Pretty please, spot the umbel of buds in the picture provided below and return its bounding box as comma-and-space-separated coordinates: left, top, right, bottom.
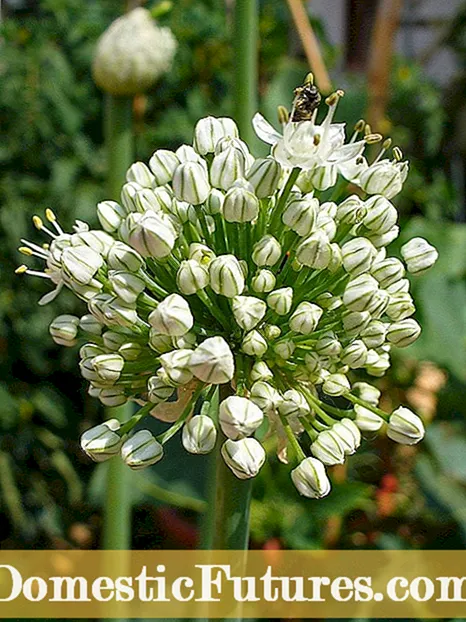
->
18, 74, 438, 499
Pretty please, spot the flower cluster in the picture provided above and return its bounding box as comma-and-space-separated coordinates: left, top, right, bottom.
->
17, 76, 438, 499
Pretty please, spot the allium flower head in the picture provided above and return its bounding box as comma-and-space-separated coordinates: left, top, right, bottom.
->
18, 75, 438, 497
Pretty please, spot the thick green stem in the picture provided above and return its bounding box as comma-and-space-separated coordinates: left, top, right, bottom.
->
233, 0, 259, 145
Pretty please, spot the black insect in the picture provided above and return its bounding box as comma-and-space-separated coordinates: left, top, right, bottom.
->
291, 81, 321, 122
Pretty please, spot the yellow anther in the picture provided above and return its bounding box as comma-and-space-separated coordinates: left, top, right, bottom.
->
303, 72, 314, 85
364, 124, 372, 135
313, 134, 321, 146
382, 138, 392, 150
45, 208, 56, 222
277, 105, 289, 125
18, 247, 33, 256
15, 265, 28, 274
393, 146, 403, 161
33, 216, 43, 230
42, 243, 50, 250
365, 133, 383, 144
354, 119, 365, 132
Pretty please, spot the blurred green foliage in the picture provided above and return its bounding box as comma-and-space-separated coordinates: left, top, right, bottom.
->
0, 0, 465, 555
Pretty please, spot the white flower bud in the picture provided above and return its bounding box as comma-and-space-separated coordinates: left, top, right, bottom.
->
252, 235, 281, 267
289, 302, 323, 335
148, 330, 173, 354
336, 194, 366, 225
386, 318, 421, 347
159, 349, 193, 385
92, 8, 176, 96
296, 230, 332, 269
118, 342, 142, 362
353, 381, 381, 406
109, 271, 145, 304
80, 420, 122, 462
371, 257, 405, 288
49, 314, 79, 346
278, 389, 310, 418
316, 212, 337, 241
217, 117, 239, 138
189, 336, 235, 384
304, 351, 321, 374
354, 404, 384, 432
149, 149, 180, 185
126, 162, 154, 188
246, 157, 282, 198
189, 243, 215, 265
273, 339, 295, 360
194, 116, 226, 155
342, 310, 371, 337
315, 332, 341, 357
401, 237, 438, 275
172, 161, 210, 205
291, 457, 331, 499
242, 330, 268, 357
209, 254, 245, 297
343, 274, 379, 312
262, 324, 281, 340
79, 314, 103, 336
250, 381, 280, 414
365, 350, 390, 377
387, 407, 424, 445
328, 243, 343, 273
61, 245, 103, 285
182, 415, 217, 454
148, 294, 193, 337
387, 278, 410, 295
101, 331, 126, 352
92, 353, 125, 383
210, 146, 246, 190
81, 343, 105, 359
366, 225, 400, 248
251, 269, 276, 293
135, 186, 172, 213
362, 195, 398, 234
120, 181, 141, 212
97, 200, 127, 233
147, 375, 175, 403
125, 212, 177, 258
250, 360, 273, 383
176, 144, 208, 170
98, 387, 128, 407
365, 289, 390, 319
221, 438, 266, 479
341, 340, 368, 368
223, 186, 259, 223
121, 429, 164, 470
311, 430, 345, 465
323, 373, 351, 396
205, 189, 224, 215
267, 287, 293, 316
231, 295, 267, 331
386, 292, 415, 321
359, 160, 408, 199
176, 260, 209, 295
333, 419, 361, 454
341, 237, 377, 276
219, 396, 264, 440
360, 320, 387, 349
108, 241, 143, 272
282, 197, 317, 237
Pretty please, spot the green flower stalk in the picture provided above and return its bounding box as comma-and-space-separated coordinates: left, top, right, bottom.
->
17, 76, 439, 506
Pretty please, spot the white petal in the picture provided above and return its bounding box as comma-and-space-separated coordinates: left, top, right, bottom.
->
252, 113, 282, 145
38, 283, 63, 306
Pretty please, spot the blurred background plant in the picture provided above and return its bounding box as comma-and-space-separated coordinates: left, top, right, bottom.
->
0, 0, 465, 571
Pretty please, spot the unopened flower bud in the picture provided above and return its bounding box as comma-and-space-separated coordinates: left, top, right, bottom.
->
172, 161, 210, 205
221, 437, 266, 479
223, 186, 259, 223
126, 162, 154, 188
311, 430, 345, 465
343, 274, 379, 312
341, 340, 368, 368
232, 295, 267, 331
61, 245, 103, 285
341, 237, 377, 276
97, 200, 127, 233
251, 269, 276, 293
250, 381, 281, 413
282, 197, 317, 237
194, 116, 227, 155
109, 270, 145, 304
118, 342, 143, 361
371, 257, 405, 288
342, 310, 371, 337
189, 336, 235, 384
386, 318, 421, 347
296, 230, 332, 269
274, 339, 295, 360
386, 292, 415, 321
148, 294, 193, 337
291, 457, 331, 499
80, 420, 122, 462
354, 404, 384, 431
366, 225, 400, 248
176, 260, 209, 295
363, 195, 398, 234
278, 389, 310, 417
92, 353, 125, 383
360, 320, 387, 349
365, 289, 390, 319
125, 211, 177, 258
333, 418, 361, 454
336, 194, 366, 225
149, 149, 180, 185
49, 314, 79, 346
242, 330, 268, 357
182, 415, 217, 454
267, 287, 293, 316
401, 237, 438, 275
359, 160, 408, 199
159, 348, 193, 385
387, 407, 424, 445
209, 255, 245, 297
148, 330, 173, 354
79, 314, 103, 336
219, 396, 264, 440
263, 324, 281, 340
108, 241, 144, 272
246, 157, 282, 198
210, 146, 246, 190
387, 278, 410, 295
323, 373, 351, 396
252, 235, 281, 267
365, 350, 390, 377
99, 387, 128, 407
189, 243, 215, 265
147, 375, 175, 403
315, 332, 341, 357
92, 8, 177, 96
328, 243, 342, 273
121, 429, 164, 470
289, 302, 323, 335
250, 360, 273, 383
205, 189, 224, 215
